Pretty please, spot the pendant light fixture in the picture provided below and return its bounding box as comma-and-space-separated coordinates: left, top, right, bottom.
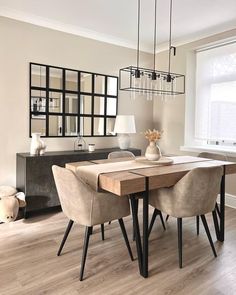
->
119, 0, 185, 97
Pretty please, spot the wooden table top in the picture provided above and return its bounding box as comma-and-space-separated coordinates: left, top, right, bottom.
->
66, 156, 236, 196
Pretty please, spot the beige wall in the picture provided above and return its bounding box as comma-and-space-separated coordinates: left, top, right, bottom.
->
0, 16, 154, 186
154, 29, 236, 196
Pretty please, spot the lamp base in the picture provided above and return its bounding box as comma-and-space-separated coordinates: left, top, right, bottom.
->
118, 134, 131, 150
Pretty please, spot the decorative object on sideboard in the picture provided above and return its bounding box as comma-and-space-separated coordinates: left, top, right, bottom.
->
88, 144, 95, 152
74, 133, 87, 151
144, 129, 163, 161
0, 186, 26, 223
119, 0, 185, 100
114, 115, 136, 150
30, 133, 46, 156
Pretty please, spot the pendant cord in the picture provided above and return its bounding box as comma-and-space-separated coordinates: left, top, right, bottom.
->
153, 0, 157, 71
137, 0, 140, 69
168, 0, 173, 73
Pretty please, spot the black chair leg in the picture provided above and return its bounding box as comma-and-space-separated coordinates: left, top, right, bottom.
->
132, 226, 135, 241
57, 220, 74, 256
200, 215, 217, 258
148, 209, 158, 237
80, 226, 92, 281
196, 216, 200, 235
166, 215, 170, 221
149, 209, 166, 237
215, 203, 220, 218
177, 218, 183, 269
159, 211, 166, 231
101, 224, 105, 241
108, 221, 112, 225
118, 218, 134, 261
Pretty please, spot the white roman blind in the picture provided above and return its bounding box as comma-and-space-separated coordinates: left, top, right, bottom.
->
195, 42, 236, 142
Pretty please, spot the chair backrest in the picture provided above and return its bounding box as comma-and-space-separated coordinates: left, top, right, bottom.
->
172, 166, 223, 217
198, 152, 228, 161
108, 151, 135, 159
52, 165, 94, 225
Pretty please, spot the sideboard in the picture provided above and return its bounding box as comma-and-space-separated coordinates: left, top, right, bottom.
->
16, 148, 141, 217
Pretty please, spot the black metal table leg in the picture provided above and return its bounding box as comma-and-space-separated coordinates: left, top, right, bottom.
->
130, 196, 143, 275
218, 166, 225, 242
142, 178, 149, 278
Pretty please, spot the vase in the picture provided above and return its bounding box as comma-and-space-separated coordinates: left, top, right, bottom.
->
30, 133, 46, 156
74, 133, 87, 151
145, 141, 161, 161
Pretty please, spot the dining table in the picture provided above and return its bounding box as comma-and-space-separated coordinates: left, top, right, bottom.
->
66, 155, 236, 278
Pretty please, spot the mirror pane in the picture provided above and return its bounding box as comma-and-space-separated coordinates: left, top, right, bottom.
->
94, 117, 104, 136
94, 96, 105, 115
80, 95, 92, 114
95, 75, 105, 94
49, 67, 63, 89
66, 70, 78, 91
31, 117, 46, 136
49, 115, 63, 136
31, 90, 46, 113
31, 64, 46, 88
80, 117, 91, 136
107, 77, 118, 96
65, 116, 78, 136
106, 118, 116, 135
107, 97, 117, 116
65, 93, 78, 114
49, 92, 63, 113
81, 73, 92, 93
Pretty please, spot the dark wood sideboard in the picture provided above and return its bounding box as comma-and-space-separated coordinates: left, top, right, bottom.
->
16, 148, 141, 217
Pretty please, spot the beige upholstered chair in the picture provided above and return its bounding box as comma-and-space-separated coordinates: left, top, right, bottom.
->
108, 150, 136, 159
166, 152, 227, 228
52, 165, 133, 281
149, 166, 223, 268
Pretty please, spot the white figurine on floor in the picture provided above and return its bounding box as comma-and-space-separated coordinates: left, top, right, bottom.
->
0, 186, 26, 223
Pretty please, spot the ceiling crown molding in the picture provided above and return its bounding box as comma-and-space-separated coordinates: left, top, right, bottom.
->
1, 7, 235, 54
156, 21, 236, 53
0, 7, 153, 53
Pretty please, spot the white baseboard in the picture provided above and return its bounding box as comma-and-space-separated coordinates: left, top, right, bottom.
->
217, 193, 236, 209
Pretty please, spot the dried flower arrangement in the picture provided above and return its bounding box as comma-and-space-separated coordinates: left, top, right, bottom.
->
144, 129, 163, 142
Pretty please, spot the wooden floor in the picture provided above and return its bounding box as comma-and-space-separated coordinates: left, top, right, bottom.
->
1, 206, 236, 295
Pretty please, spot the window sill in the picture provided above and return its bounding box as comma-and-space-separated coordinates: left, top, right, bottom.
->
180, 145, 236, 157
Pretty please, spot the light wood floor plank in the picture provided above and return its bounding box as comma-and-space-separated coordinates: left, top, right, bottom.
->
0, 206, 236, 295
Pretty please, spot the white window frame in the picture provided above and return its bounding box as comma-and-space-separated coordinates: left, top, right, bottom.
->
181, 37, 236, 156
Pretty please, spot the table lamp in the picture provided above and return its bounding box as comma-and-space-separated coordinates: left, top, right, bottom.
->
114, 115, 136, 149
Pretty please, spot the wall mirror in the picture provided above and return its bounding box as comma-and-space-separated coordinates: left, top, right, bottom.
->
30, 63, 118, 137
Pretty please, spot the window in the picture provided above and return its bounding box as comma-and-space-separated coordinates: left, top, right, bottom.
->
195, 42, 236, 146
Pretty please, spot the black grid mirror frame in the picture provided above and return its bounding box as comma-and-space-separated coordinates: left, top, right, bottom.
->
29, 62, 118, 137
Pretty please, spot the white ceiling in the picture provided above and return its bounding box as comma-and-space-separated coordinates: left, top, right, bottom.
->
0, 0, 236, 52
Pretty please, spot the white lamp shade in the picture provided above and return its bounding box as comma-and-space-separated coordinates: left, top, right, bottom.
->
114, 115, 136, 134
